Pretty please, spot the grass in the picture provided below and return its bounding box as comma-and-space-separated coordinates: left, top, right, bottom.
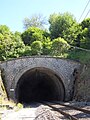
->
66, 48, 90, 65
52, 48, 90, 66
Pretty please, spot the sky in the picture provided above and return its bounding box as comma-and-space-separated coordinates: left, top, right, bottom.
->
0, 0, 90, 32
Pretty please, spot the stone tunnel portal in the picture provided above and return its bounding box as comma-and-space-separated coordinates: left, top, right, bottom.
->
15, 67, 65, 104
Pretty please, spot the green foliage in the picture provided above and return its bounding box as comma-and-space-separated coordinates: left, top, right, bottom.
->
0, 14, 90, 61
0, 36, 25, 60
51, 37, 70, 56
0, 25, 25, 60
31, 41, 42, 55
0, 25, 11, 35
80, 28, 90, 49
67, 48, 90, 64
49, 13, 90, 49
79, 18, 90, 49
65, 24, 82, 46
42, 37, 52, 55
21, 27, 50, 45
49, 12, 77, 43
49, 13, 60, 39
23, 46, 31, 56
80, 18, 90, 29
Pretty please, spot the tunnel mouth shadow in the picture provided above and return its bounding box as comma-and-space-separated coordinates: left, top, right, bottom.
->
15, 67, 65, 104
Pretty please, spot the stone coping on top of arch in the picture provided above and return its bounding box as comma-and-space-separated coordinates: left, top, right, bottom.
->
0, 55, 81, 64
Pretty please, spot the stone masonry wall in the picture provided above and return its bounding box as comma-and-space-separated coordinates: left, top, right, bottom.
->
75, 65, 90, 101
0, 56, 81, 101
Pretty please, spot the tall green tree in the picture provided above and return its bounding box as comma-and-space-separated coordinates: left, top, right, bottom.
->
21, 27, 50, 45
0, 25, 25, 60
67, 24, 82, 46
79, 18, 90, 49
0, 25, 11, 35
80, 18, 90, 29
49, 12, 79, 45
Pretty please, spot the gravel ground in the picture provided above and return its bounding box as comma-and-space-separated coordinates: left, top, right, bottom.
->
52, 101, 90, 120
35, 105, 61, 120
1, 102, 90, 120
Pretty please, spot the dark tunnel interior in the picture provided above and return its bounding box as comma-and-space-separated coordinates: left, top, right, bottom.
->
15, 68, 65, 104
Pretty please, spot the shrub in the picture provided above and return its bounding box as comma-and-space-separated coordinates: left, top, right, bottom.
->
31, 41, 42, 55
51, 37, 70, 56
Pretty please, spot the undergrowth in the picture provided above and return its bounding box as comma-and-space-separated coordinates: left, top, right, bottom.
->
66, 48, 90, 65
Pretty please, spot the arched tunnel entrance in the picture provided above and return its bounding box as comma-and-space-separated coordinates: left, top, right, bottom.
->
15, 67, 65, 104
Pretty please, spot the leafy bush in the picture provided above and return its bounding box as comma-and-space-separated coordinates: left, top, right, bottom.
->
31, 41, 42, 55
22, 46, 31, 56
42, 37, 52, 55
21, 27, 50, 45
51, 37, 70, 56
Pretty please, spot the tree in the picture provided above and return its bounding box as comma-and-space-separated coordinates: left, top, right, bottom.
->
0, 25, 11, 35
80, 28, 90, 49
0, 25, 14, 60
79, 18, 90, 49
0, 25, 25, 60
11, 32, 25, 57
49, 12, 78, 44
80, 18, 90, 29
23, 14, 47, 29
51, 37, 70, 56
21, 27, 50, 45
66, 24, 82, 46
